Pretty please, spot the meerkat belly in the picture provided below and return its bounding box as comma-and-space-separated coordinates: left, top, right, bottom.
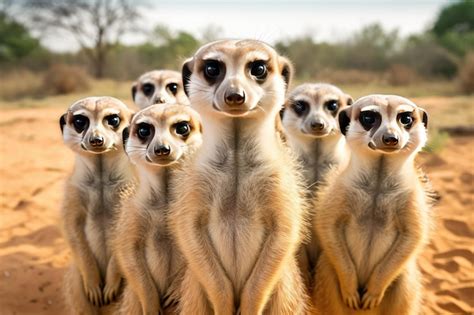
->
208, 172, 266, 294
145, 227, 177, 293
345, 207, 398, 284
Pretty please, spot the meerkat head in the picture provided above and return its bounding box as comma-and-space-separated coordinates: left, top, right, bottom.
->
182, 39, 292, 119
338, 94, 428, 156
125, 103, 202, 168
281, 83, 353, 139
60, 97, 133, 155
132, 70, 189, 109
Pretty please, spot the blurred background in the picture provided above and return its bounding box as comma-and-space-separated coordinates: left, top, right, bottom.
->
0, 1, 472, 314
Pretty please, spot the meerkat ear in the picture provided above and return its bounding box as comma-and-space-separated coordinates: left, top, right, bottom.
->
346, 94, 354, 106
131, 82, 138, 102
338, 107, 352, 136
419, 108, 428, 129
122, 126, 130, 150
182, 58, 194, 97
279, 57, 293, 92
59, 113, 67, 134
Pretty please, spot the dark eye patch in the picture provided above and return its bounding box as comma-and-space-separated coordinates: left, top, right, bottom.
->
142, 83, 155, 97
359, 111, 381, 131
166, 83, 179, 96
291, 100, 309, 117
136, 122, 154, 142
72, 114, 89, 133
202, 59, 224, 84
249, 60, 268, 82
325, 100, 339, 115
397, 112, 414, 129
105, 114, 121, 129
174, 121, 191, 138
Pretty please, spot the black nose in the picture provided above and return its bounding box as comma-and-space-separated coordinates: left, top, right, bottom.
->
154, 144, 171, 156
155, 97, 166, 104
225, 90, 245, 106
89, 136, 104, 147
382, 134, 399, 146
310, 120, 325, 131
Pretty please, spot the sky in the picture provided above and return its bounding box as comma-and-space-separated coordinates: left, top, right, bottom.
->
40, 0, 451, 52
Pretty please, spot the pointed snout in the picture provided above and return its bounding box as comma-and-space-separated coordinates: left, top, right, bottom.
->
382, 133, 399, 146
154, 144, 171, 156
89, 135, 104, 147
224, 86, 245, 106
310, 118, 326, 131
154, 96, 166, 104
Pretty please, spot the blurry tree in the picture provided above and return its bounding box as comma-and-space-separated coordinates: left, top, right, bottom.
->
200, 24, 224, 42
23, 0, 141, 78
432, 0, 474, 56
0, 13, 41, 62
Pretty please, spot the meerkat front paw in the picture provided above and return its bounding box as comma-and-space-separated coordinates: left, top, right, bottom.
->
339, 276, 360, 310
83, 276, 103, 307
360, 280, 386, 310
102, 274, 121, 305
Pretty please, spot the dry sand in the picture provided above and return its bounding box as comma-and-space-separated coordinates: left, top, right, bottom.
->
0, 105, 472, 314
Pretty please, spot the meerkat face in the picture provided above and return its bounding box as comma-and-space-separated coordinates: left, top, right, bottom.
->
125, 104, 202, 167
282, 83, 353, 139
338, 95, 428, 155
182, 39, 292, 118
60, 97, 133, 155
132, 70, 189, 109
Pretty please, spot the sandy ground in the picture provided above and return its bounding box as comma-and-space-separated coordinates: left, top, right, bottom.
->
0, 105, 472, 314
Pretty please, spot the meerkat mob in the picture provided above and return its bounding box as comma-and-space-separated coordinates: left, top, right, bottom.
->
313, 94, 434, 315
281, 83, 353, 288
169, 39, 309, 315
132, 70, 189, 109
114, 103, 202, 315
59, 97, 134, 315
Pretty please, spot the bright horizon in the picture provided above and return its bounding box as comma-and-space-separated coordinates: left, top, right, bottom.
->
38, 0, 451, 52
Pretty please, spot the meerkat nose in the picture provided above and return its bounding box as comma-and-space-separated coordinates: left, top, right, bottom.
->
382, 134, 399, 146
310, 119, 325, 131
225, 89, 245, 106
89, 135, 104, 147
154, 144, 171, 156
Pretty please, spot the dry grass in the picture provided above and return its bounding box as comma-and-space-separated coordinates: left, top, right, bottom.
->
42, 64, 91, 95
0, 70, 43, 101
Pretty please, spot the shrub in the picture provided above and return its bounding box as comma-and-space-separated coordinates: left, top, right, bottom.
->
386, 64, 419, 86
0, 69, 43, 100
458, 52, 474, 94
42, 64, 91, 95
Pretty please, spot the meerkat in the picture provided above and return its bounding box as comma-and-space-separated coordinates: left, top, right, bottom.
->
59, 97, 134, 315
313, 95, 434, 315
169, 39, 309, 315
114, 103, 203, 315
132, 70, 189, 109
280, 83, 353, 287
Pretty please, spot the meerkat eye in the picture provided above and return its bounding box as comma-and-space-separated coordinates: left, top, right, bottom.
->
250, 61, 267, 80
174, 121, 191, 137
166, 83, 179, 95
398, 112, 414, 129
105, 114, 121, 128
72, 115, 89, 133
359, 111, 378, 129
292, 100, 309, 116
142, 83, 155, 97
204, 60, 220, 79
325, 100, 338, 112
137, 123, 152, 140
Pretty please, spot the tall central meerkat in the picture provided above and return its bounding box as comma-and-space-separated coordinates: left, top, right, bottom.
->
313, 95, 434, 315
114, 103, 203, 315
132, 70, 189, 109
169, 39, 308, 315
280, 83, 352, 286
60, 97, 134, 315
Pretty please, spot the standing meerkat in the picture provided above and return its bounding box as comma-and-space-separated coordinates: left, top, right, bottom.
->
113, 103, 203, 315
280, 83, 352, 287
59, 97, 134, 315
170, 39, 309, 315
313, 95, 434, 315
132, 70, 189, 109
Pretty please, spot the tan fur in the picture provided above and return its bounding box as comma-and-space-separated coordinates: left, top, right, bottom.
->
312, 95, 433, 315
60, 97, 135, 314
114, 104, 202, 315
281, 83, 352, 291
132, 70, 189, 109
170, 39, 309, 315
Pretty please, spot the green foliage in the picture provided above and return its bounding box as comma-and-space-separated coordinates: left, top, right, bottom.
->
0, 13, 41, 62
432, 0, 474, 56
424, 131, 450, 153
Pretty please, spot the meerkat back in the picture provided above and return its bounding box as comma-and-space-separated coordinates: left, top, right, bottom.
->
59, 96, 134, 315
132, 70, 189, 109
313, 94, 434, 315
169, 39, 309, 315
